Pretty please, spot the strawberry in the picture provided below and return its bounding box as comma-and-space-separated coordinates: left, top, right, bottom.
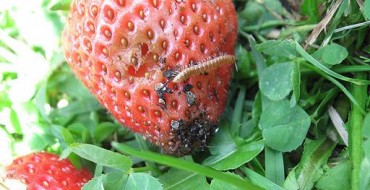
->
2, 152, 92, 190
62, 0, 237, 156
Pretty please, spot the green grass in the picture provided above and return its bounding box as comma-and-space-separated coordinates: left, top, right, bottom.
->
1, 0, 370, 189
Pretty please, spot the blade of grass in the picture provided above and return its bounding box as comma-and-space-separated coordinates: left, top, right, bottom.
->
300, 61, 366, 114
333, 65, 370, 73
242, 167, 285, 190
247, 35, 267, 77
296, 42, 370, 85
349, 73, 368, 190
112, 142, 263, 190
230, 86, 246, 136
305, 0, 343, 48
321, 0, 349, 46
328, 106, 348, 146
333, 21, 370, 33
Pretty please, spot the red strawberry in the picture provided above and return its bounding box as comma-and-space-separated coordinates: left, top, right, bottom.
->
62, 0, 237, 156
2, 152, 92, 190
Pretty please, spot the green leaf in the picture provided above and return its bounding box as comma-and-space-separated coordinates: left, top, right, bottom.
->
322, 43, 348, 65
256, 40, 297, 59
315, 160, 351, 190
290, 62, 301, 107
83, 172, 128, 190
210, 173, 248, 190
93, 122, 119, 143
284, 167, 300, 190
284, 138, 336, 190
29, 133, 55, 151
125, 173, 163, 190
61, 127, 75, 145
301, 0, 320, 23
295, 42, 370, 85
9, 108, 22, 134
68, 123, 91, 143
236, 45, 252, 79
49, 98, 101, 125
364, 0, 370, 20
203, 140, 264, 170
158, 168, 209, 190
260, 100, 311, 152
204, 122, 237, 162
230, 86, 246, 136
248, 35, 267, 77
361, 151, 370, 190
62, 143, 133, 172
49, 0, 72, 11
260, 62, 294, 101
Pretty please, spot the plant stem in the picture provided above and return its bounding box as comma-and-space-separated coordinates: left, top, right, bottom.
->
112, 142, 263, 190
349, 73, 368, 190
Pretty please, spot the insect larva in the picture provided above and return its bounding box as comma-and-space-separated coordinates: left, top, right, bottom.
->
172, 54, 235, 83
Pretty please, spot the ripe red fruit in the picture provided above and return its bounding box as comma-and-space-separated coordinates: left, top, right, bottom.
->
3, 152, 92, 190
62, 0, 238, 156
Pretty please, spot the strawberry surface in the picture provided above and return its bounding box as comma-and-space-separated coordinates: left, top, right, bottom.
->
62, 0, 237, 156
3, 152, 92, 190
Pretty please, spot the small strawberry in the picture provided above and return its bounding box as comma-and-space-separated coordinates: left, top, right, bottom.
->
2, 152, 92, 190
62, 0, 237, 156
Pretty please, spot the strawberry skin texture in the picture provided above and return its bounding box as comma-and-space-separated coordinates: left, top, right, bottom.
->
3, 152, 92, 190
62, 0, 237, 156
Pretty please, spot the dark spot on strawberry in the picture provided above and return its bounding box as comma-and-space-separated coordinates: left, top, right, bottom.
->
182, 84, 193, 92
185, 91, 196, 106
163, 69, 177, 79
170, 119, 183, 130
159, 57, 166, 64
163, 114, 216, 156
211, 87, 219, 102
154, 82, 173, 108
